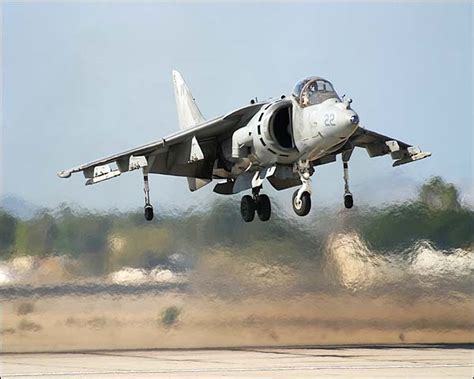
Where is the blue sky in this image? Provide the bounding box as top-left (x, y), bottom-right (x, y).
top-left (2, 2), bottom-right (472, 211)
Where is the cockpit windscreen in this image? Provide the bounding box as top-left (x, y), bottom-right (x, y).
top-left (292, 77), bottom-right (340, 107)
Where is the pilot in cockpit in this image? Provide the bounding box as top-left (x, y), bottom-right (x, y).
top-left (302, 82), bottom-right (317, 106)
top-left (295, 77), bottom-right (340, 108)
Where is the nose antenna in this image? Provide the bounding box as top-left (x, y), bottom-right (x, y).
top-left (343, 95), bottom-right (353, 109)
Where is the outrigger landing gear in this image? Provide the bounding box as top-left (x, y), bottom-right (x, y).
top-left (342, 151), bottom-right (354, 209)
top-left (292, 160), bottom-right (313, 216)
top-left (240, 186), bottom-right (271, 222)
top-left (143, 169), bottom-right (154, 221)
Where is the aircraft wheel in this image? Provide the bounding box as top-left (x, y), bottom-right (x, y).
top-left (256, 194), bottom-right (271, 222)
top-left (144, 204), bottom-right (154, 221)
top-left (241, 195), bottom-right (256, 222)
top-left (292, 190), bottom-right (311, 216)
top-left (344, 193), bottom-right (354, 209)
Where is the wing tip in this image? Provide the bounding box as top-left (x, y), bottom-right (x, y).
top-left (57, 169), bottom-right (72, 179)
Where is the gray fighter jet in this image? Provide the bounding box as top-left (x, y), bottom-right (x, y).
top-left (58, 71), bottom-right (431, 222)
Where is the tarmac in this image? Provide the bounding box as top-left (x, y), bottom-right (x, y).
top-left (1, 344), bottom-right (472, 378)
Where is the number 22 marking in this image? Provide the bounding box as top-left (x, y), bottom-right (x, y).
top-left (324, 113), bottom-right (335, 126)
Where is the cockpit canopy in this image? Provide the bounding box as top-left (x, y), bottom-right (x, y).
top-left (292, 77), bottom-right (340, 107)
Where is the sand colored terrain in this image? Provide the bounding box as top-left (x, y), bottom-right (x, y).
top-left (2, 291), bottom-right (472, 353)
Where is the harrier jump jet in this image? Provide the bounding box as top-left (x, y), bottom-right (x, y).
top-left (58, 71), bottom-right (431, 222)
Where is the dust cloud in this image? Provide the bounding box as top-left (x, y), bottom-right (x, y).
top-left (1, 232), bottom-right (472, 352)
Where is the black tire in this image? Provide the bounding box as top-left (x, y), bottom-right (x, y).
top-left (292, 190), bottom-right (311, 216)
top-left (344, 193), bottom-right (354, 209)
top-left (144, 205), bottom-right (154, 221)
top-left (240, 195), bottom-right (256, 222)
top-left (256, 194), bottom-right (271, 221)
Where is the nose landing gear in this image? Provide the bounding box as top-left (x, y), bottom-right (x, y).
top-left (240, 187), bottom-right (272, 222)
top-left (292, 190), bottom-right (311, 216)
top-left (292, 160), bottom-right (313, 216)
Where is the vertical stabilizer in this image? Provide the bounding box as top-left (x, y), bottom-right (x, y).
top-left (172, 70), bottom-right (205, 130)
top-left (172, 71), bottom-right (211, 191)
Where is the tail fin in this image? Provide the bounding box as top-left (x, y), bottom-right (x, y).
top-left (172, 71), bottom-right (211, 191)
top-left (172, 70), bottom-right (205, 130)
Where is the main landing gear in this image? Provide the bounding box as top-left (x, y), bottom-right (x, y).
top-left (342, 151), bottom-right (354, 209)
top-left (292, 160), bottom-right (313, 216)
top-left (240, 187), bottom-right (271, 222)
top-left (143, 169), bottom-right (154, 221)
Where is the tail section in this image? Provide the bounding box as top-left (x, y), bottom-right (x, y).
top-left (172, 70), bottom-right (205, 130)
top-left (172, 71), bottom-right (211, 191)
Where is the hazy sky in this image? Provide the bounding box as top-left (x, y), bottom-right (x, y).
top-left (2, 2), bottom-right (472, 211)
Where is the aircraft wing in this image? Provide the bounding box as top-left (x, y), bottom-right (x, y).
top-left (58, 102), bottom-right (266, 185)
top-left (348, 126), bottom-right (431, 167)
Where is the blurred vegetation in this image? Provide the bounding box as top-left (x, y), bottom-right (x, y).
top-left (160, 306), bottom-right (181, 327)
top-left (419, 176), bottom-right (460, 210)
top-left (0, 210), bottom-right (17, 255)
top-left (359, 176), bottom-right (473, 251)
top-left (0, 177), bottom-right (472, 273)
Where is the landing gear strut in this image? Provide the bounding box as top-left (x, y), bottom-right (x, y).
top-left (143, 169), bottom-right (154, 221)
top-left (292, 160), bottom-right (313, 216)
top-left (342, 151), bottom-right (354, 209)
top-left (240, 186), bottom-right (271, 222)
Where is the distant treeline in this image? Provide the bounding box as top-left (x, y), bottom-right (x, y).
top-left (0, 177), bottom-right (472, 274)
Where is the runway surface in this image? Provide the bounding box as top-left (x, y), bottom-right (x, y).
top-left (1, 345), bottom-right (472, 378)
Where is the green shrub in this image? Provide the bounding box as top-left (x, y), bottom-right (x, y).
top-left (161, 306), bottom-right (180, 327)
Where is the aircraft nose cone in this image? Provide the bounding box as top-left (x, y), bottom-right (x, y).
top-left (335, 110), bottom-right (359, 138)
top-left (350, 114), bottom-right (359, 125)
